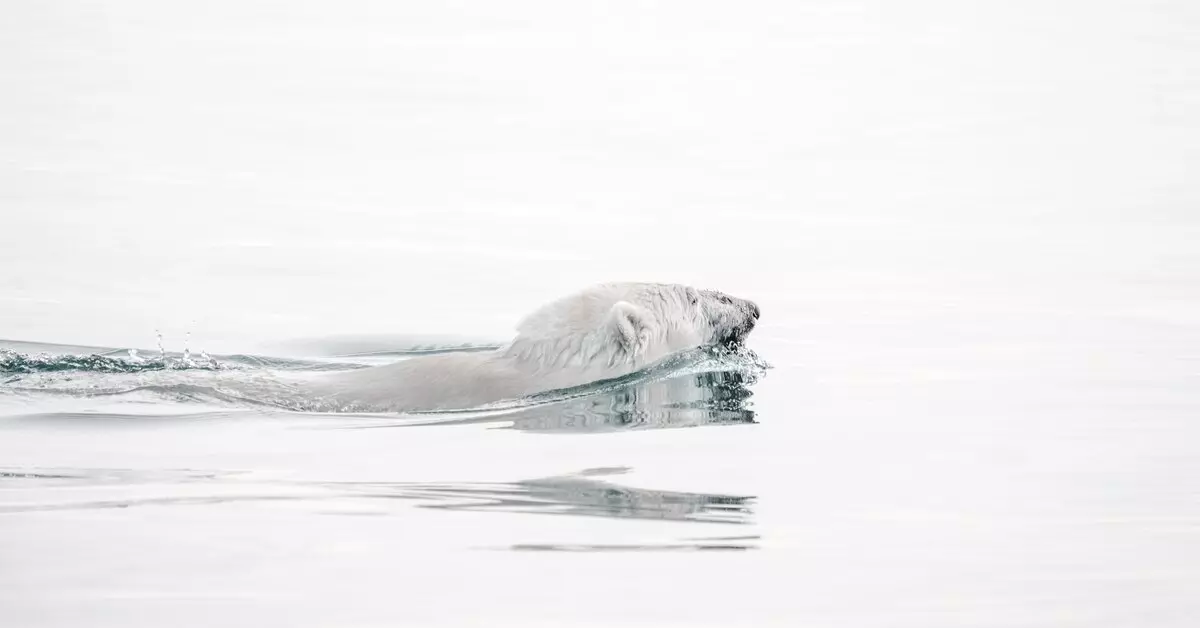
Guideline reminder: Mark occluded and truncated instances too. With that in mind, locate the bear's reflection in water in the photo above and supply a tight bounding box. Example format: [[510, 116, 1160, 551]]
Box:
[[1, 467, 754, 528], [340, 466, 754, 526], [402, 370, 757, 433], [337, 466, 758, 551]]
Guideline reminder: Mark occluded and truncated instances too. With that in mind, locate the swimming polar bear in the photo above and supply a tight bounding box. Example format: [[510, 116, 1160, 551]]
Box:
[[311, 282, 760, 412]]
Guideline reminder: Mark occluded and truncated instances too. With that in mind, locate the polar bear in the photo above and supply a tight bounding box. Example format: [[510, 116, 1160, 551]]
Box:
[[310, 282, 760, 412]]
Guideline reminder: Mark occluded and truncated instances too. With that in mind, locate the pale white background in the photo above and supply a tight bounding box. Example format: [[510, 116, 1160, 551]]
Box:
[[2, 2, 1199, 627], [3, 0, 1196, 351]]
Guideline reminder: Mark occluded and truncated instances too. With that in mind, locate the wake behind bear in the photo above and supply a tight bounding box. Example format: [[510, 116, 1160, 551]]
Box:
[[309, 282, 761, 412]]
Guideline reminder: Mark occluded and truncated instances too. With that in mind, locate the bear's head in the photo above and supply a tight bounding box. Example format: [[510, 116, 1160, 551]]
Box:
[[505, 282, 760, 370]]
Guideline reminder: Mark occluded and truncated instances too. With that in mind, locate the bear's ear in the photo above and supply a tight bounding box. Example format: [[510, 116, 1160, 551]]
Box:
[[607, 301, 651, 360]]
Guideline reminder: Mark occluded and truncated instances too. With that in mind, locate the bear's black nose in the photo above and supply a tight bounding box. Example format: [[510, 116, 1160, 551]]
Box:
[[749, 302, 760, 320]]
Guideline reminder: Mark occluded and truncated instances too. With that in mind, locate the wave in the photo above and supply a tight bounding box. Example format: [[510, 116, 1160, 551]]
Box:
[[0, 347, 370, 375], [1, 348, 223, 374], [2, 342, 770, 433]]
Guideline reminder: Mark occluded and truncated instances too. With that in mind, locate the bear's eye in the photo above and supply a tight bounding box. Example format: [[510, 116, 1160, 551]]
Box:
[[719, 295, 733, 305], [688, 294, 698, 305]]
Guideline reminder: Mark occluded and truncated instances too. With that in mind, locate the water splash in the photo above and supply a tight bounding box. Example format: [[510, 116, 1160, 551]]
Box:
[[438, 344, 771, 414]]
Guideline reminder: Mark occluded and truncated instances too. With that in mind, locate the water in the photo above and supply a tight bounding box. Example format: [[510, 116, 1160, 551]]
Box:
[[4, 1, 1200, 626]]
